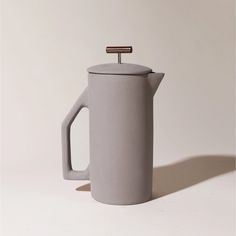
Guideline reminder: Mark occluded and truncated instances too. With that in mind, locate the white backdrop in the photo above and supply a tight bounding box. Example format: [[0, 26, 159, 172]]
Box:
[[1, 0, 235, 235]]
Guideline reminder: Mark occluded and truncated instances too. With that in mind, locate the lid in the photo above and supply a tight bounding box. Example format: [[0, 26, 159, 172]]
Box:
[[88, 63, 152, 75], [87, 46, 152, 75]]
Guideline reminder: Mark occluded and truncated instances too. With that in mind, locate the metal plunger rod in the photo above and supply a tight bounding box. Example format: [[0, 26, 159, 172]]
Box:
[[118, 53, 121, 64], [106, 46, 133, 64]]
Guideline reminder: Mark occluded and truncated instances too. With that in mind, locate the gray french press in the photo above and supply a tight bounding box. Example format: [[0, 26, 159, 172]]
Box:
[[62, 46, 164, 205]]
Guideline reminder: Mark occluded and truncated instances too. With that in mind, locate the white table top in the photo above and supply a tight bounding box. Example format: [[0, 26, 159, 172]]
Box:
[[2, 155, 235, 236]]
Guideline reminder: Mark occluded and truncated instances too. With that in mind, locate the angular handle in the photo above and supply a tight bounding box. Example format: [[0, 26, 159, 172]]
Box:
[[61, 87, 89, 180]]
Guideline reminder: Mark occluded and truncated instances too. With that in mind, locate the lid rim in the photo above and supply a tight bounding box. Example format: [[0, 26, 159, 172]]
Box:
[[88, 71, 152, 75]]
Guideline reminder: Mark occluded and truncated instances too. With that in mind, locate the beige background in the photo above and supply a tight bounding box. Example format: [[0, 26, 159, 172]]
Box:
[[1, 0, 235, 235]]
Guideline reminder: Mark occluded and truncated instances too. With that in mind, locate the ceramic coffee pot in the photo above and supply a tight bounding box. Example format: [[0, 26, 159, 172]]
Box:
[[62, 46, 164, 205]]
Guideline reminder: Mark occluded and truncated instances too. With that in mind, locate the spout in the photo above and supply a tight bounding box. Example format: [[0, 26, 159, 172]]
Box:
[[148, 72, 165, 96]]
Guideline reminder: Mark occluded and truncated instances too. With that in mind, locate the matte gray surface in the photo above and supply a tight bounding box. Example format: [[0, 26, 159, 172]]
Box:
[[61, 88, 89, 180], [62, 68, 164, 205], [87, 63, 152, 75]]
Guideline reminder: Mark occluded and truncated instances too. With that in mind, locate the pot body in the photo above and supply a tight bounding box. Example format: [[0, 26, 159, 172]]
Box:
[[88, 73, 153, 205]]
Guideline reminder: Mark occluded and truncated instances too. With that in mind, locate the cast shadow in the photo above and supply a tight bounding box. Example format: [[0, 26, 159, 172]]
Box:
[[76, 183, 91, 191], [76, 155, 236, 199], [152, 154, 235, 199]]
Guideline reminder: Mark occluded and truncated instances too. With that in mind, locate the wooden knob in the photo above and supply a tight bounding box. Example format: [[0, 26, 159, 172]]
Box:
[[106, 46, 133, 63], [106, 46, 133, 54]]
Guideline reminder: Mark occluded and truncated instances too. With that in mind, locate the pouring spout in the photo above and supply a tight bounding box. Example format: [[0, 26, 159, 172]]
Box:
[[148, 72, 165, 96]]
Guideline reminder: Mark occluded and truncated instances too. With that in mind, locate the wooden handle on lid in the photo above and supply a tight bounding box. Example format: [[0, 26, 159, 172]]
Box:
[[106, 46, 133, 63], [106, 46, 133, 54]]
